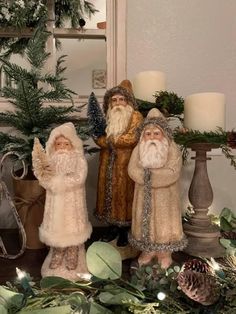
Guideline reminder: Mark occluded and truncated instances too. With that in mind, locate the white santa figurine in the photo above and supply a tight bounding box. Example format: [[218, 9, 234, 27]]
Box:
[[32, 122, 92, 280], [128, 109, 187, 269]]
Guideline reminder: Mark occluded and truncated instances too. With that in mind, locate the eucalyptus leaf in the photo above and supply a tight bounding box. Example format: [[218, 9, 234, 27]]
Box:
[[230, 240, 236, 247], [166, 268, 174, 276], [86, 242, 122, 279], [220, 208, 234, 222], [220, 238, 232, 248], [66, 292, 88, 310], [0, 286, 23, 309], [145, 266, 152, 274], [89, 302, 113, 314], [220, 217, 233, 231], [40, 276, 74, 289], [98, 291, 139, 305], [173, 265, 180, 273], [0, 304, 7, 314], [19, 305, 72, 314]]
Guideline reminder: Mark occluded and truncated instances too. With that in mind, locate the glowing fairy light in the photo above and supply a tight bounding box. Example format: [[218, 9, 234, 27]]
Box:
[[77, 273, 92, 281], [16, 267, 26, 279], [210, 258, 220, 271], [157, 292, 166, 301], [16, 267, 35, 296], [207, 258, 225, 279]]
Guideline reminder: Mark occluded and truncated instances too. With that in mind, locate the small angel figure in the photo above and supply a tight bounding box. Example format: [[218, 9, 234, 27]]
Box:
[[32, 122, 92, 280]]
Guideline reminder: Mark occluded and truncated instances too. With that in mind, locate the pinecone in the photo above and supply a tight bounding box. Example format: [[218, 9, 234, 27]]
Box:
[[177, 270, 220, 306], [221, 231, 236, 240], [183, 259, 210, 273]]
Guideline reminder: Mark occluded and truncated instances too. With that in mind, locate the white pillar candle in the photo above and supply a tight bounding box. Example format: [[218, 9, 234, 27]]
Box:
[[184, 92, 226, 132], [132, 71, 166, 102]]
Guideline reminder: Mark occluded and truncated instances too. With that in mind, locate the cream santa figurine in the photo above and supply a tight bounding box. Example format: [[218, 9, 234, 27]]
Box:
[[128, 109, 187, 269], [32, 122, 92, 280]]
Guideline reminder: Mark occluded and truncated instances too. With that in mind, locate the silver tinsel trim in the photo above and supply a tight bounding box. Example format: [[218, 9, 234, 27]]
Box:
[[136, 117, 173, 140], [94, 211, 131, 227], [129, 233, 188, 252], [100, 145, 131, 227], [96, 142, 132, 226], [142, 168, 152, 240], [104, 145, 115, 220]]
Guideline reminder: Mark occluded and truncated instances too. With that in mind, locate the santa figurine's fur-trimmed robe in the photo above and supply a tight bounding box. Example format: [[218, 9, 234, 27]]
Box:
[[95, 82, 143, 226], [128, 110, 187, 253], [32, 122, 92, 280]]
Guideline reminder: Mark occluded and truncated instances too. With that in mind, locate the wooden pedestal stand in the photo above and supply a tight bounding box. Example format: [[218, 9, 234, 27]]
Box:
[[183, 143, 225, 257]]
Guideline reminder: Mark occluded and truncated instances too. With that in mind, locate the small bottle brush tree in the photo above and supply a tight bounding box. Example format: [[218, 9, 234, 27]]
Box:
[[0, 26, 89, 176], [87, 92, 106, 138]]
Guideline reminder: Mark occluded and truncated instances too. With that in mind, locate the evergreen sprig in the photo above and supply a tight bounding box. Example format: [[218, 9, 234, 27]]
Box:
[[0, 26, 89, 169], [173, 128, 236, 168], [137, 90, 184, 120], [155, 90, 184, 116], [174, 128, 228, 146]]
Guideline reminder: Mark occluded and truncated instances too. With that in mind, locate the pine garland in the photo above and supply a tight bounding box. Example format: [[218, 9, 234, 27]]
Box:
[[173, 128, 236, 169], [2, 254, 236, 313]]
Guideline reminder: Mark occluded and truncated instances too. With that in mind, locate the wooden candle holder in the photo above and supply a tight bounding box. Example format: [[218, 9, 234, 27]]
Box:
[[183, 143, 225, 257]]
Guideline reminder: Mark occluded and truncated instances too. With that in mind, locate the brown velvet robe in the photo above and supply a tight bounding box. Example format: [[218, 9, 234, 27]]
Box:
[[95, 110, 143, 226]]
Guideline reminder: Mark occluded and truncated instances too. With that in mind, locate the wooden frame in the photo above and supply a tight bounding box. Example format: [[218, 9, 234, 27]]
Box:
[[106, 0, 127, 88], [0, 0, 127, 98]]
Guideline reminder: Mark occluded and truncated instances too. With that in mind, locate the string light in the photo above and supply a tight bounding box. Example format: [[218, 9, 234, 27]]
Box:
[[157, 291, 166, 301], [207, 258, 225, 279], [16, 268, 35, 297], [77, 273, 92, 281]]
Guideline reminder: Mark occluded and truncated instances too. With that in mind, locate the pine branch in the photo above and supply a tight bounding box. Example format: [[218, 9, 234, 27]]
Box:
[[26, 25, 50, 69], [56, 55, 68, 76]]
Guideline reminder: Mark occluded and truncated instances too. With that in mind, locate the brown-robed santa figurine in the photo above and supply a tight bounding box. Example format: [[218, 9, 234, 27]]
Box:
[[128, 108, 187, 269], [32, 122, 92, 280], [95, 80, 143, 246]]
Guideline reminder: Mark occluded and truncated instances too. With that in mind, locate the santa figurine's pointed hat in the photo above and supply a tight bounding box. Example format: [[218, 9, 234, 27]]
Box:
[[46, 122, 84, 156], [103, 79, 137, 114], [137, 108, 173, 140]]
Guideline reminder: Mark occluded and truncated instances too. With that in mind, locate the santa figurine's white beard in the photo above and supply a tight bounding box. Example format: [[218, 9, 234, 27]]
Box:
[[139, 137, 169, 169], [50, 150, 77, 175], [105, 104, 133, 141]]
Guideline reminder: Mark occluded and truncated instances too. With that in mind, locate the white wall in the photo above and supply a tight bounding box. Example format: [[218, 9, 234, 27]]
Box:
[[127, 0, 236, 215]]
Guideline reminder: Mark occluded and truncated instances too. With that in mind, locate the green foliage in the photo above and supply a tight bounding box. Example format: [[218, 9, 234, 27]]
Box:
[[174, 128, 228, 146], [2, 241, 236, 313], [0, 26, 90, 169], [86, 242, 122, 280], [155, 90, 184, 116], [219, 208, 236, 255], [137, 90, 184, 119], [54, 0, 98, 28], [0, 0, 97, 56], [173, 128, 236, 169]]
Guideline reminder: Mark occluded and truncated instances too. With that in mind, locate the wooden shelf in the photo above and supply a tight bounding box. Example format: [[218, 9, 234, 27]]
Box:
[[0, 27, 106, 40]]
